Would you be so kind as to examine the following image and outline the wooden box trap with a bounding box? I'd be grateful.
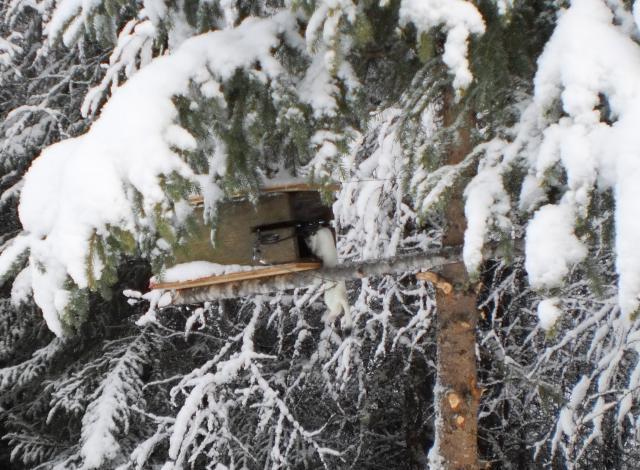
[150,182,336,293]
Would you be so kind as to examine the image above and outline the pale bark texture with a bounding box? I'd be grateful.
[430,93,481,469]
[169,247,462,304]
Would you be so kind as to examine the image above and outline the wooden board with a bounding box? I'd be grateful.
[173,192,298,266]
[187,182,340,205]
[150,261,322,291]
[262,182,341,193]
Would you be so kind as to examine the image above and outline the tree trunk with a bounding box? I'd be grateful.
[429,93,481,469]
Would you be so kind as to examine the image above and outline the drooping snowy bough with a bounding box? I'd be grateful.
[3,13,306,336]
[467,0,640,320]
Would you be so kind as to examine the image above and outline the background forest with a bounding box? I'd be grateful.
[1,0,640,468]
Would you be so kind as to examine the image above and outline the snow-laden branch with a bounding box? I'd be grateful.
[0,338,67,393]
[469,0,640,319]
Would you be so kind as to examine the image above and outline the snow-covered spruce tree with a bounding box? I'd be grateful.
[331,0,640,467]
[335,1,555,465]
[0,0,439,468]
[4,0,640,469]
[347,1,640,467]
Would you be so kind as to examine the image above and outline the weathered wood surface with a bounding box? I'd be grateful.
[174,193,298,266]
[187,182,340,205]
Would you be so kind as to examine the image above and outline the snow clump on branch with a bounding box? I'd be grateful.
[399,0,485,92]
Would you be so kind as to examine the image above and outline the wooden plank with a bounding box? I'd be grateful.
[187,182,340,205]
[261,182,341,193]
[150,261,322,291]
[174,193,298,266]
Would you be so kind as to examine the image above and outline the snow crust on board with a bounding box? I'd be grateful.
[10,13,298,336]
[465,0,640,319]
[152,261,255,284]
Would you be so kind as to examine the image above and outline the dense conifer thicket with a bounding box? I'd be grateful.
[2,0,640,468]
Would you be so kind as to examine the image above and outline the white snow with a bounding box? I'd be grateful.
[82,19,158,117]
[298,51,341,118]
[45,0,102,46]
[136,290,172,327]
[558,375,591,437]
[525,204,587,289]
[537,298,562,331]
[305,0,356,56]
[461,0,640,317]
[635,1,640,31]
[463,165,511,275]
[495,0,513,16]
[298,0,360,123]
[399,0,485,92]
[306,227,338,268]
[153,261,255,284]
[79,334,150,469]
[0,36,21,68]
[518,173,546,213]
[525,0,640,315]
[0,234,30,281]
[336,108,410,261]
[10,266,32,306]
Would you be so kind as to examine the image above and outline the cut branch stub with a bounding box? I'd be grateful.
[447,392,462,411]
[416,271,453,294]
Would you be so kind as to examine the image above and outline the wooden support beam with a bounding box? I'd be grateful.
[163,246,463,305]
[153,239,522,306]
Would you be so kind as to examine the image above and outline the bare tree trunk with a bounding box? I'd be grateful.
[428,94,481,469]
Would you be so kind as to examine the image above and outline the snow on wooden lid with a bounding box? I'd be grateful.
[188,180,340,205]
